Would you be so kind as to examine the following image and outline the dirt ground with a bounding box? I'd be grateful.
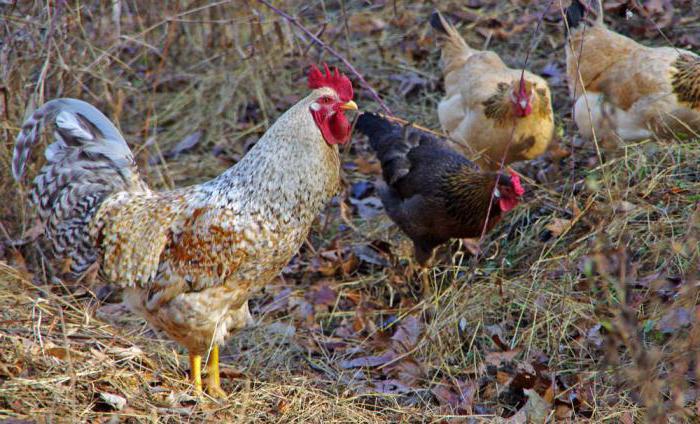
[0,1,699,422]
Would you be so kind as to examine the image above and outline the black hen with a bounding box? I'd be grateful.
[355,113,525,265]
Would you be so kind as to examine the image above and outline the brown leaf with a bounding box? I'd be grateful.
[545,218,572,237]
[431,379,476,414]
[613,200,636,213]
[310,283,337,306]
[485,349,520,367]
[348,13,387,34]
[260,287,292,314]
[45,346,70,360]
[484,324,509,350]
[339,351,396,369]
[521,389,552,423]
[365,379,412,395]
[657,307,691,334]
[353,156,382,175]
[620,412,635,424]
[349,196,384,219]
[389,358,424,387]
[391,316,421,352]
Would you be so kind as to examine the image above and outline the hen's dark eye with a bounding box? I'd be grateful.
[320,96,332,104]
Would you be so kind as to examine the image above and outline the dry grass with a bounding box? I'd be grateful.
[1,0,699,422]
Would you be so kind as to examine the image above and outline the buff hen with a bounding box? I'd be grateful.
[12,64,358,398]
[565,0,700,142]
[430,10,554,170]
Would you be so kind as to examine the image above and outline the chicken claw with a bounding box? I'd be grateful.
[205,345,227,399]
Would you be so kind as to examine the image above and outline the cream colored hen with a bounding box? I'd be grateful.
[430,11,554,171]
[565,0,700,142]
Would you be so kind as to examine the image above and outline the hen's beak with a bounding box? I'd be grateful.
[340,100,358,111]
[519,99,527,109]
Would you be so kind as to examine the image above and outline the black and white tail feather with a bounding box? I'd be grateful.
[12,98,145,276]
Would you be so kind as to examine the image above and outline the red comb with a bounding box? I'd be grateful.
[307,63,354,102]
[509,170,525,196]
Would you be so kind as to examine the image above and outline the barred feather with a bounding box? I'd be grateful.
[12,98,145,275]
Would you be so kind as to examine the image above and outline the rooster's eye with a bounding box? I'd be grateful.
[320,96,332,104]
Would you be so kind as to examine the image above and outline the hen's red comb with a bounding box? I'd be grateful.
[509,170,525,196]
[308,63,354,102]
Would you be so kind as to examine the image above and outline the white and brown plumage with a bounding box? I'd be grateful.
[565,0,700,142]
[430,11,554,170]
[12,65,358,397]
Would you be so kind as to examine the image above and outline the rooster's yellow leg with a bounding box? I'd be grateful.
[189,352,203,394]
[205,345,227,398]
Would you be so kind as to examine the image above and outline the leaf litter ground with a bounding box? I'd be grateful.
[0,0,698,422]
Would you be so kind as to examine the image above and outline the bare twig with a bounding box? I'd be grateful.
[256,0,392,115]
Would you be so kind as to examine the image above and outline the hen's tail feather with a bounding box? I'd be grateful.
[429,10,473,71]
[12,98,145,276]
[355,113,421,186]
[565,0,603,35]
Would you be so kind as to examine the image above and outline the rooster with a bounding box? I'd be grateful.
[355,113,524,267]
[430,10,554,170]
[11,64,358,398]
[565,0,700,142]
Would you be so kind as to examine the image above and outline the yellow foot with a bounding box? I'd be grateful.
[205,380,227,399]
[205,345,227,399]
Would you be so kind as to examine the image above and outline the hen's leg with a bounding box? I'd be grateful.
[205,345,227,398]
[189,352,202,394]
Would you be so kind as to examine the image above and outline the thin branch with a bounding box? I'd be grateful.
[256,0,392,115]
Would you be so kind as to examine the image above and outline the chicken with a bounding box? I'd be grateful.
[11,64,358,398]
[355,112,525,267]
[565,0,700,142]
[430,10,554,170]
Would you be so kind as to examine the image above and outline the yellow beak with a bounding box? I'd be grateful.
[340,100,358,111]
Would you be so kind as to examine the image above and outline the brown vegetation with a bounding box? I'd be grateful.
[0,0,698,422]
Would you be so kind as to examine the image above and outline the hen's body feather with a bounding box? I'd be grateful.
[356,113,508,265]
[430,11,554,170]
[566,0,700,141]
[13,89,341,354]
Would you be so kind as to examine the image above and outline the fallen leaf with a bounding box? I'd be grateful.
[350,181,374,199]
[657,307,691,334]
[45,346,70,360]
[586,324,604,348]
[391,316,421,352]
[265,322,296,337]
[260,288,292,313]
[485,349,520,367]
[339,351,396,369]
[545,218,572,237]
[365,379,412,394]
[521,389,552,423]
[431,379,476,414]
[99,392,127,411]
[484,324,509,351]
[311,283,337,306]
[614,200,636,213]
[349,196,384,219]
[353,244,390,267]
[390,358,424,386]
[352,156,382,175]
[348,13,387,34]
[620,412,635,424]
